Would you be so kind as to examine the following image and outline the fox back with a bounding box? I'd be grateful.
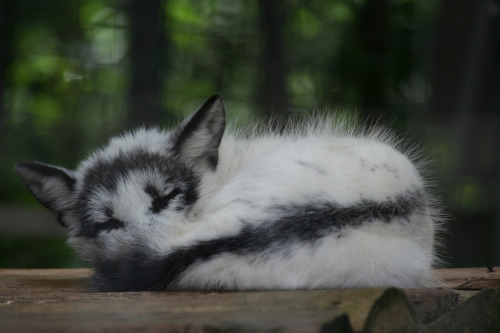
[16,95,442,291]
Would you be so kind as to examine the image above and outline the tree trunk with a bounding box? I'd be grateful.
[357,0,390,120]
[0,0,15,153]
[257,0,289,130]
[126,0,167,128]
[430,0,500,266]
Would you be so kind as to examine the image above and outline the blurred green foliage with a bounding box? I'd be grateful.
[0,237,86,268]
[1,0,439,201]
[0,0,498,268]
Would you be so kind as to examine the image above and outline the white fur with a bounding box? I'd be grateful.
[166,126,438,288]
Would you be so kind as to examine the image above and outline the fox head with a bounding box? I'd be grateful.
[16,95,226,266]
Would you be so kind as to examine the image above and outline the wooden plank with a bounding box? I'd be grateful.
[0,269,415,333]
[3,267,497,292]
[0,268,91,294]
[435,266,500,289]
[5,267,498,294]
[1,268,498,332]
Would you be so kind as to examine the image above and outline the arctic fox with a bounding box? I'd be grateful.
[16,95,441,292]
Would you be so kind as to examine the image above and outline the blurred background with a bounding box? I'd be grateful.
[0,0,498,268]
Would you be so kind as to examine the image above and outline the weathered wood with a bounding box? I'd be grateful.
[434,266,500,303]
[1,268,498,332]
[0,269,412,333]
[435,266,500,289]
[4,267,497,293]
[0,268,90,294]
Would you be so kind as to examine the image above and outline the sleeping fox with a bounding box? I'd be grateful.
[16,95,443,291]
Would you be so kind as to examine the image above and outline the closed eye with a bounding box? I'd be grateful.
[93,218,125,235]
[81,218,125,238]
[81,208,125,238]
[145,186,181,213]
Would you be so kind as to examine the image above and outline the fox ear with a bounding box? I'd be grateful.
[15,162,76,221]
[172,95,226,170]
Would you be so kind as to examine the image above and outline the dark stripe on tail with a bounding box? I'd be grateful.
[93,190,427,291]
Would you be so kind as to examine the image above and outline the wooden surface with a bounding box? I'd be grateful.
[435,266,500,289]
[0,267,499,332]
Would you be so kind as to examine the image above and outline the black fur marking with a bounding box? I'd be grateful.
[145,185,161,199]
[79,207,125,238]
[154,190,427,290]
[93,251,166,292]
[295,160,328,175]
[147,187,182,213]
[172,95,226,170]
[15,162,75,214]
[77,150,199,238]
[382,164,400,179]
[16,162,75,189]
[56,212,68,228]
[88,218,125,237]
[92,190,427,291]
